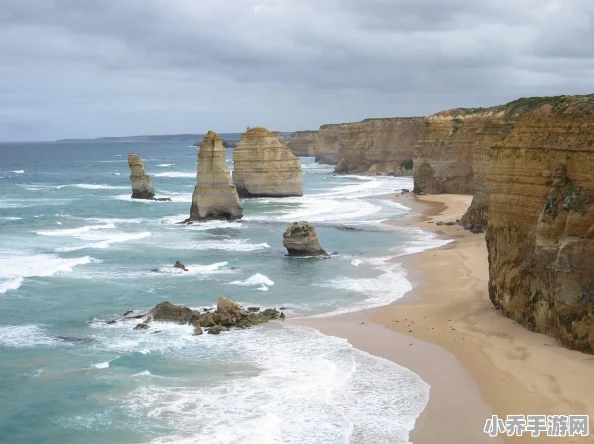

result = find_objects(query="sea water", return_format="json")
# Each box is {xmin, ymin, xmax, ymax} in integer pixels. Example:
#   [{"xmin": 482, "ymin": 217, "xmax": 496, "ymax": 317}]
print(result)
[{"xmin": 0, "ymin": 142, "xmax": 448, "ymax": 444}]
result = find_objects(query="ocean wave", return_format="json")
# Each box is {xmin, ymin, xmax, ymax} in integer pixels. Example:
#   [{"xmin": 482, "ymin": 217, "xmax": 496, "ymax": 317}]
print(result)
[
  {"xmin": 36, "ymin": 223, "xmax": 116, "ymax": 236},
  {"xmin": 113, "ymin": 193, "xmax": 191, "ymax": 203},
  {"xmin": 11, "ymin": 170, "xmax": 24, "ymax": 174},
  {"xmin": 0, "ymin": 253, "xmax": 98, "ymax": 293},
  {"xmin": 0, "ymin": 325, "xmax": 60, "ymax": 348},
  {"xmin": 107, "ymin": 325, "xmax": 428, "ymax": 444},
  {"xmin": 188, "ymin": 239, "xmax": 270, "ymax": 252},
  {"xmin": 157, "ymin": 164, "xmax": 175, "ymax": 167},
  {"xmin": 153, "ymin": 262, "xmax": 230, "ymax": 275},
  {"xmin": 91, "ymin": 356, "xmax": 119, "ymax": 369},
  {"xmin": 229, "ymin": 273, "xmax": 274, "ymax": 287},
  {"xmin": 70, "ymin": 184, "xmax": 129, "ymax": 190},
  {"xmin": 153, "ymin": 172, "xmax": 195, "ymax": 178},
  {"xmin": 391, "ymin": 228, "xmax": 453, "ymax": 256},
  {"xmin": 55, "ymin": 232, "xmax": 152, "ymax": 252},
  {"xmin": 0, "ymin": 216, "xmax": 22, "ymax": 222},
  {"xmin": 160, "ymin": 215, "xmax": 244, "ymax": 230}
]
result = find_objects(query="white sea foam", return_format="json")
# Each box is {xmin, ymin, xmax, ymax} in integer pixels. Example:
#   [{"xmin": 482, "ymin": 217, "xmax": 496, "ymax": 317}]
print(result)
[
  {"xmin": 391, "ymin": 228, "xmax": 453, "ymax": 256},
  {"xmin": 154, "ymin": 172, "xmax": 195, "ymax": 178},
  {"xmin": 70, "ymin": 184, "xmax": 128, "ymax": 190},
  {"xmin": 91, "ymin": 356, "xmax": 119, "ymax": 369},
  {"xmin": 0, "ymin": 216, "xmax": 22, "ymax": 222},
  {"xmin": 36, "ymin": 224, "xmax": 116, "ymax": 236},
  {"xmin": 0, "ymin": 253, "xmax": 97, "ymax": 293},
  {"xmin": 314, "ymin": 257, "xmax": 412, "ymax": 316},
  {"xmin": 55, "ymin": 232, "xmax": 151, "ymax": 252},
  {"xmin": 157, "ymin": 164, "xmax": 175, "ymax": 167},
  {"xmin": 0, "ymin": 325, "xmax": 59, "ymax": 348},
  {"xmin": 153, "ymin": 262, "xmax": 230, "ymax": 275},
  {"xmin": 83, "ymin": 217, "xmax": 143, "ymax": 224},
  {"xmin": 229, "ymin": 273, "xmax": 274, "ymax": 287},
  {"xmin": 188, "ymin": 239, "xmax": 270, "ymax": 252},
  {"xmin": 113, "ymin": 193, "xmax": 191, "ymax": 203},
  {"xmin": 160, "ymin": 214, "xmax": 243, "ymax": 230},
  {"xmin": 106, "ymin": 325, "xmax": 429, "ymax": 444},
  {"xmin": 11, "ymin": 170, "xmax": 24, "ymax": 174}
]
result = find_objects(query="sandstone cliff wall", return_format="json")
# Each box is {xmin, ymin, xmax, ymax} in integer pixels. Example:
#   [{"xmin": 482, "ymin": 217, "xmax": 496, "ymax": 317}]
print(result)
[
  {"xmin": 190, "ymin": 131, "xmax": 242, "ymax": 220},
  {"xmin": 287, "ymin": 131, "xmax": 318, "ymax": 157},
  {"xmin": 335, "ymin": 118, "xmax": 424, "ymax": 175},
  {"xmin": 315, "ymin": 124, "xmax": 343, "ymax": 164},
  {"xmin": 486, "ymin": 96, "xmax": 594, "ymax": 353},
  {"xmin": 232, "ymin": 127, "xmax": 303, "ymax": 197}
]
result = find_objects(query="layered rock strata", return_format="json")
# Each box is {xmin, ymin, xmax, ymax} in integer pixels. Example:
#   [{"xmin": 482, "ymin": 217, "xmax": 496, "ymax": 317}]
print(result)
[
  {"xmin": 232, "ymin": 127, "xmax": 303, "ymax": 197},
  {"xmin": 335, "ymin": 118, "xmax": 424, "ymax": 174},
  {"xmin": 315, "ymin": 124, "xmax": 343, "ymax": 164},
  {"xmin": 190, "ymin": 131, "xmax": 243, "ymax": 220},
  {"xmin": 486, "ymin": 96, "xmax": 594, "ymax": 353},
  {"xmin": 128, "ymin": 153, "xmax": 155, "ymax": 199},
  {"xmin": 287, "ymin": 130, "xmax": 318, "ymax": 157},
  {"xmin": 283, "ymin": 221, "xmax": 328, "ymax": 257}
]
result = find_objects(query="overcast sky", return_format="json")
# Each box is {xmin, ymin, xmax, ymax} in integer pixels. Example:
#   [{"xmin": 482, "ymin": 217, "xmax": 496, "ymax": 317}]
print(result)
[{"xmin": 1, "ymin": 0, "xmax": 593, "ymax": 141}]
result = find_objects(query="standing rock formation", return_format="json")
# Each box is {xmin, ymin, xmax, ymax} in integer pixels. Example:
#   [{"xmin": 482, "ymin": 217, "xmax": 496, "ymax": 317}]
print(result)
[
  {"xmin": 287, "ymin": 130, "xmax": 318, "ymax": 157},
  {"xmin": 232, "ymin": 127, "xmax": 303, "ymax": 197},
  {"xmin": 315, "ymin": 124, "xmax": 343, "ymax": 164},
  {"xmin": 283, "ymin": 221, "xmax": 329, "ymax": 257},
  {"xmin": 335, "ymin": 118, "xmax": 424, "ymax": 175},
  {"xmin": 128, "ymin": 153, "xmax": 155, "ymax": 199},
  {"xmin": 486, "ymin": 95, "xmax": 594, "ymax": 353},
  {"xmin": 189, "ymin": 131, "xmax": 243, "ymax": 221}
]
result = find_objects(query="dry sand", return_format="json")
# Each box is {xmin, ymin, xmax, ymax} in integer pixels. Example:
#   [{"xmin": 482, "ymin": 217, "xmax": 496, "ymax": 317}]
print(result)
[{"xmin": 293, "ymin": 193, "xmax": 594, "ymax": 444}]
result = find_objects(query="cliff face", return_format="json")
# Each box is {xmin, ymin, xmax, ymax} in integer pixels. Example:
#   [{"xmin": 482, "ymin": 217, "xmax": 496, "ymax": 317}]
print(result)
[
  {"xmin": 287, "ymin": 131, "xmax": 318, "ymax": 157},
  {"xmin": 413, "ymin": 109, "xmax": 491, "ymax": 194},
  {"xmin": 335, "ymin": 118, "xmax": 424, "ymax": 175},
  {"xmin": 486, "ymin": 96, "xmax": 594, "ymax": 353},
  {"xmin": 315, "ymin": 124, "xmax": 343, "ymax": 164},
  {"xmin": 232, "ymin": 127, "xmax": 303, "ymax": 197},
  {"xmin": 127, "ymin": 153, "xmax": 155, "ymax": 199},
  {"xmin": 190, "ymin": 131, "xmax": 242, "ymax": 221}
]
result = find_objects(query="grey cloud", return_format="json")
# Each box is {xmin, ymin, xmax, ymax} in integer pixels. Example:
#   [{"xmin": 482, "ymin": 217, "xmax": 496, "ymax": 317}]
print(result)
[{"xmin": 0, "ymin": 0, "xmax": 593, "ymax": 140}]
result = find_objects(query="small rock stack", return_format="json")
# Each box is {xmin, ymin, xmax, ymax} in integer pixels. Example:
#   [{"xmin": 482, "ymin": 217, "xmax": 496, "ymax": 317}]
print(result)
[
  {"xmin": 128, "ymin": 153, "xmax": 155, "ymax": 199},
  {"xmin": 283, "ymin": 221, "xmax": 329, "ymax": 257}
]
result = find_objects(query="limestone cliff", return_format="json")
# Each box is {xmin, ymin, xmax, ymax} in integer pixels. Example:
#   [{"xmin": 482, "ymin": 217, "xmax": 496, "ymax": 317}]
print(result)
[
  {"xmin": 232, "ymin": 127, "xmax": 303, "ymax": 197},
  {"xmin": 315, "ymin": 124, "xmax": 343, "ymax": 164},
  {"xmin": 486, "ymin": 95, "xmax": 594, "ymax": 353},
  {"xmin": 335, "ymin": 118, "xmax": 424, "ymax": 175},
  {"xmin": 287, "ymin": 130, "xmax": 318, "ymax": 157},
  {"xmin": 189, "ymin": 131, "xmax": 242, "ymax": 221},
  {"xmin": 128, "ymin": 153, "xmax": 155, "ymax": 199}
]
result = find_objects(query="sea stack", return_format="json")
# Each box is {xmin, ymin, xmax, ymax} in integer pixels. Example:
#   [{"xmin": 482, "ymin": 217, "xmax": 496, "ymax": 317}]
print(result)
[
  {"xmin": 283, "ymin": 221, "xmax": 329, "ymax": 257},
  {"xmin": 128, "ymin": 153, "xmax": 155, "ymax": 199},
  {"xmin": 232, "ymin": 127, "xmax": 303, "ymax": 197},
  {"xmin": 190, "ymin": 131, "xmax": 243, "ymax": 221}
]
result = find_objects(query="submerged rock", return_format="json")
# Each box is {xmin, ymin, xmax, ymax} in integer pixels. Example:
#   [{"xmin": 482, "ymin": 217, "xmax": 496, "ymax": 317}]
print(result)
[
  {"xmin": 128, "ymin": 153, "xmax": 155, "ymax": 199},
  {"xmin": 189, "ymin": 131, "xmax": 243, "ymax": 221},
  {"xmin": 283, "ymin": 221, "xmax": 329, "ymax": 257},
  {"xmin": 232, "ymin": 127, "xmax": 303, "ymax": 197},
  {"xmin": 134, "ymin": 322, "xmax": 150, "ymax": 330},
  {"xmin": 174, "ymin": 261, "xmax": 188, "ymax": 271}
]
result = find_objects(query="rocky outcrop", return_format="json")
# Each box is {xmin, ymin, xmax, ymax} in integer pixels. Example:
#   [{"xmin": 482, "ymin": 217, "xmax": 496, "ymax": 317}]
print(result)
[
  {"xmin": 173, "ymin": 261, "xmax": 188, "ymax": 271},
  {"xmin": 315, "ymin": 124, "xmax": 343, "ymax": 164},
  {"xmin": 287, "ymin": 130, "xmax": 318, "ymax": 157},
  {"xmin": 335, "ymin": 118, "xmax": 424, "ymax": 175},
  {"xmin": 283, "ymin": 221, "xmax": 329, "ymax": 257},
  {"xmin": 128, "ymin": 153, "xmax": 155, "ymax": 199},
  {"xmin": 486, "ymin": 95, "xmax": 594, "ymax": 353},
  {"xmin": 190, "ymin": 131, "xmax": 243, "ymax": 221},
  {"xmin": 232, "ymin": 127, "xmax": 303, "ymax": 197},
  {"xmin": 124, "ymin": 298, "xmax": 284, "ymax": 336}
]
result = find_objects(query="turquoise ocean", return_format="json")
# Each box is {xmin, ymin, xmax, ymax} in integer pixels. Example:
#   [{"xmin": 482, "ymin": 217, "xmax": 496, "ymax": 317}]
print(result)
[{"xmin": 0, "ymin": 141, "xmax": 449, "ymax": 444}]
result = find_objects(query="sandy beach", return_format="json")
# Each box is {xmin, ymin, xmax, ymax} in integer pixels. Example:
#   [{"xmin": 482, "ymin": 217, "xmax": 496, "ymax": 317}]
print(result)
[{"xmin": 293, "ymin": 193, "xmax": 594, "ymax": 443}]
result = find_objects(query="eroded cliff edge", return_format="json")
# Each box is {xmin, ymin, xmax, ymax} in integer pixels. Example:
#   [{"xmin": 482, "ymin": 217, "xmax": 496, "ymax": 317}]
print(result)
[
  {"xmin": 315, "ymin": 124, "xmax": 342, "ymax": 164},
  {"xmin": 486, "ymin": 96, "xmax": 594, "ymax": 353},
  {"xmin": 335, "ymin": 118, "xmax": 424, "ymax": 175},
  {"xmin": 287, "ymin": 130, "xmax": 318, "ymax": 157}
]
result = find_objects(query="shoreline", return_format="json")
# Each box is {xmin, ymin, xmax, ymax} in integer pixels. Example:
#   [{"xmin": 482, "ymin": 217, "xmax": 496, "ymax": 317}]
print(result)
[{"xmin": 292, "ymin": 193, "xmax": 594, "ymax": 443}]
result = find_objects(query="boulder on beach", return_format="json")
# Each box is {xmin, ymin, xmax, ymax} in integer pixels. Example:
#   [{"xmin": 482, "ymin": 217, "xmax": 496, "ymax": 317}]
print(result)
[{"xmin": 283, "ymin": 221, "xmax": 329, "ymax": 257}]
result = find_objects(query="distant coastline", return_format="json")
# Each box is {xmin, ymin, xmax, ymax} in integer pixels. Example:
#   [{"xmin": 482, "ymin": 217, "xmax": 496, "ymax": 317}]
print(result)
[{"xmin": 56, "ymin": 133, "xmax": 243, "ymax": 143}]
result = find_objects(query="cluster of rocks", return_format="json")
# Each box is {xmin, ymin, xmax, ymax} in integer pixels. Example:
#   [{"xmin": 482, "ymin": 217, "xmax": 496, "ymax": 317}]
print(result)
[
  {"xmin": 463, "ymin": 224, "xmax": 485, "ymax": 234},
  {"xmin": 109, "ymin": 297, "xmax": 284, "ymax": 336}
]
